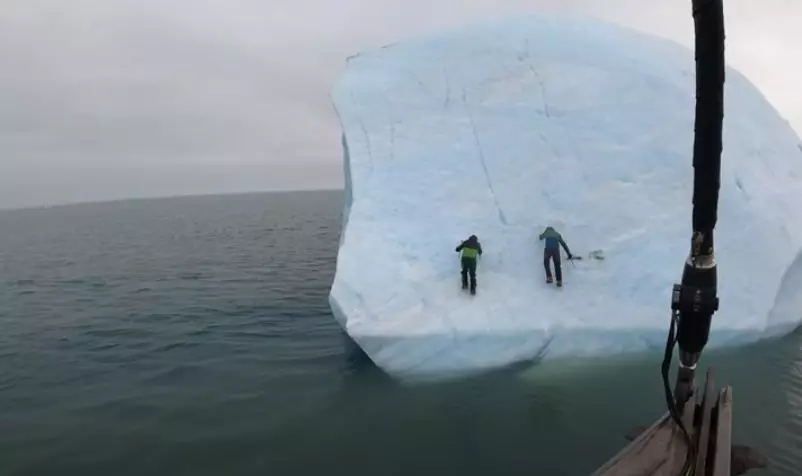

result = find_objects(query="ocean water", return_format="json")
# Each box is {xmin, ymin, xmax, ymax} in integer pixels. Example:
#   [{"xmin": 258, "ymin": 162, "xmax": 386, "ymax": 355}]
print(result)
[{"xmin": 0, "ymin": 190, "xmax": 800, "ymax": 476}]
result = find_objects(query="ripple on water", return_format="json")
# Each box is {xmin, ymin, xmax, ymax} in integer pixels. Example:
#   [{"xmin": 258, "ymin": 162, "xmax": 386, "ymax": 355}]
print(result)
[{"xmin": 1, "ymin": 191, "xmax": 800, "ymax": 476}]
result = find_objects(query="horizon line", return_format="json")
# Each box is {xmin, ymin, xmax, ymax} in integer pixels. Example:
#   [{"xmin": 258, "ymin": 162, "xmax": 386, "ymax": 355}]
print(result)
[{"xmin": 0, "ymin": 186, "xmax": 345, "ymax": 213}]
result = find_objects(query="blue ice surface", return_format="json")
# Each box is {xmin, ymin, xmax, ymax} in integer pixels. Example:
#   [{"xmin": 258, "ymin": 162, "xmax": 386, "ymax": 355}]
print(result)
[{"xmin": 328, "ymin": 13, "xmax": 802, "ymax": 382}]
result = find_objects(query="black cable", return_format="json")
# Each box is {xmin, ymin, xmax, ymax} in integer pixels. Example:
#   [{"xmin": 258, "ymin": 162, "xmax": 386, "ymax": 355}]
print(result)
[{"xmin": 661, "ymin": 311, "xmax": 695, "ymax": 475}]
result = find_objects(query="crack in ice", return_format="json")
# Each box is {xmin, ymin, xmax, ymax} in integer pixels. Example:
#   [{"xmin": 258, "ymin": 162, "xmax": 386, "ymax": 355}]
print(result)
[{"xmin": 462, "ymin": 88, "xmax": 509, "ymax": 225}]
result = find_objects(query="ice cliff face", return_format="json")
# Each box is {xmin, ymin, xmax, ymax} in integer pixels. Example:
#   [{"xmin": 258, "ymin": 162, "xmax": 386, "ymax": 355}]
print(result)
[{"xmin": 328, "ymin": 13, "xmax": 802, "ymax": 381}]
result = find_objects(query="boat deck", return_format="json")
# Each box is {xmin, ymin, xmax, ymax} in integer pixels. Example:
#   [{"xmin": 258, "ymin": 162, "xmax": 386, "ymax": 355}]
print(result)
[{"xmin": 591, "ymin": 368, "xmax": 733, "ymax": 476}]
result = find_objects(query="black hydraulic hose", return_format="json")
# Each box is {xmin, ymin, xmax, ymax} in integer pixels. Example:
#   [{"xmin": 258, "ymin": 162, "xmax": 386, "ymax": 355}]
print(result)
[
  {"xmin": 690, "ymin": 0, "xmax": 725, "ymax": 239},
  {"xmin": 661, "ymin": 1, "xmax": 726, "ymax": 473},
  {"xmin": 674, "ymin": 0, "xmax": 725, "ymax": 366}
]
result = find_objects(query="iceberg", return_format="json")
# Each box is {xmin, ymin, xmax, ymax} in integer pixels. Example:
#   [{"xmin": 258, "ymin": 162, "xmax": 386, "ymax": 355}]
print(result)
[{"xmin": 328, "ymin": 13, "xmax": 802, "ymax": 381}]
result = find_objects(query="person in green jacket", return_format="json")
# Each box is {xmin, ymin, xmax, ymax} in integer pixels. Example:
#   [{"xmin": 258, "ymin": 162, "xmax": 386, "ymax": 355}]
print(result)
[
  {"xmin": 539, "ymin": 226, "xmax": 572, "ymax": 287},
  {"xmin": 456, "ymin": 235, "xmax": 482, "ymax": 295}
]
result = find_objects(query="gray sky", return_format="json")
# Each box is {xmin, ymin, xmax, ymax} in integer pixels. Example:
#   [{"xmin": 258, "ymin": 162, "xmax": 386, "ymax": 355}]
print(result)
[{"xmin": 1, "ymin": 0, "xmax": 800, "ymax": 209}]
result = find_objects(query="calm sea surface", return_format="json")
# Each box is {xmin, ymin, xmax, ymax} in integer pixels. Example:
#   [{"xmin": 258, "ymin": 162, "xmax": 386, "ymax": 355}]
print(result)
[{"xmin": 0, "ymin": 190, "xmax": 799, "ymax": 475}]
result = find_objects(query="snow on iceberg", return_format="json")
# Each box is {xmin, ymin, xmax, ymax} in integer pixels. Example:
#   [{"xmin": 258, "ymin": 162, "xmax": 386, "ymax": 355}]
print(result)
[{"xmin": 328, "ymin": 13, "xmax": 802, "ymax": 381}]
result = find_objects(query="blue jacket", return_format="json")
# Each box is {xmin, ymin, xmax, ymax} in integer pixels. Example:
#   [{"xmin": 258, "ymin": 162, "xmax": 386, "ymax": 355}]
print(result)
[{"xmin": 539, "ymin": 227, "xmax": 571, "ymax": 255}]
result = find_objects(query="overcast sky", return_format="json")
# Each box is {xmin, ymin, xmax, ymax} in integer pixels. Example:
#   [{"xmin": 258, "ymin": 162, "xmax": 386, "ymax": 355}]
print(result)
[{"xmin": 1, "ymin": 0, "xmax": 799, "ymax": 209}]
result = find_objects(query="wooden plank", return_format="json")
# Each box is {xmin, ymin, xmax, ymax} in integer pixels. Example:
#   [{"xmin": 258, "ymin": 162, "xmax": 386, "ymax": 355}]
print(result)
[
  {"xmin": 589, "ymin": 367, "xmax": 748, "ymax": 476},
  {"xmin": 712, "ymin": 387, "xmax": 732, "ymax": 476},
  {"xmin": 591, "ymin": 413, "xmax": 677, "ymax": 476},
  {"xmin": 694, "ymin": 368, "xmax": 717, "ymax": 474},
  {"xmin": 593, "ymin": 385, "xmax": 699, "ymax": 476}
]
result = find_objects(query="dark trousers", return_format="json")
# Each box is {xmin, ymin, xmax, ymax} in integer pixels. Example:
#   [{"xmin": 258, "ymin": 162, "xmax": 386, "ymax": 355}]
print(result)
[
  {"xmin": 461, "ymin": 257, "xmax": 477, "ymax": 291},
  {"xmin": 543, "ymin": 248, "xmax": 562, "ymax": 282}
]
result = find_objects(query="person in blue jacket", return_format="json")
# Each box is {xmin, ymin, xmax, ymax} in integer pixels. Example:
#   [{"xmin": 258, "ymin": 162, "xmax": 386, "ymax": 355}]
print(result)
[{"xmin": 539, "ymin": 226, "xmax": 572, "ymax": 287}]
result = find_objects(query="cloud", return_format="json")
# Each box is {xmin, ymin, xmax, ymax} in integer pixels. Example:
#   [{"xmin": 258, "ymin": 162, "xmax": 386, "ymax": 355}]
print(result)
[{"xmin": 1, "ymin": 0, "xmax": 800, "ymax": 208}]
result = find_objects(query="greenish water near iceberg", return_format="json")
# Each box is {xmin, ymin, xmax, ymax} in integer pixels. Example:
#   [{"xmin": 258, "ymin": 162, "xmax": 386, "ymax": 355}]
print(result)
[{"xmin": 0, "ymin": 190, "xmax": 797, "ymax": 475}]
